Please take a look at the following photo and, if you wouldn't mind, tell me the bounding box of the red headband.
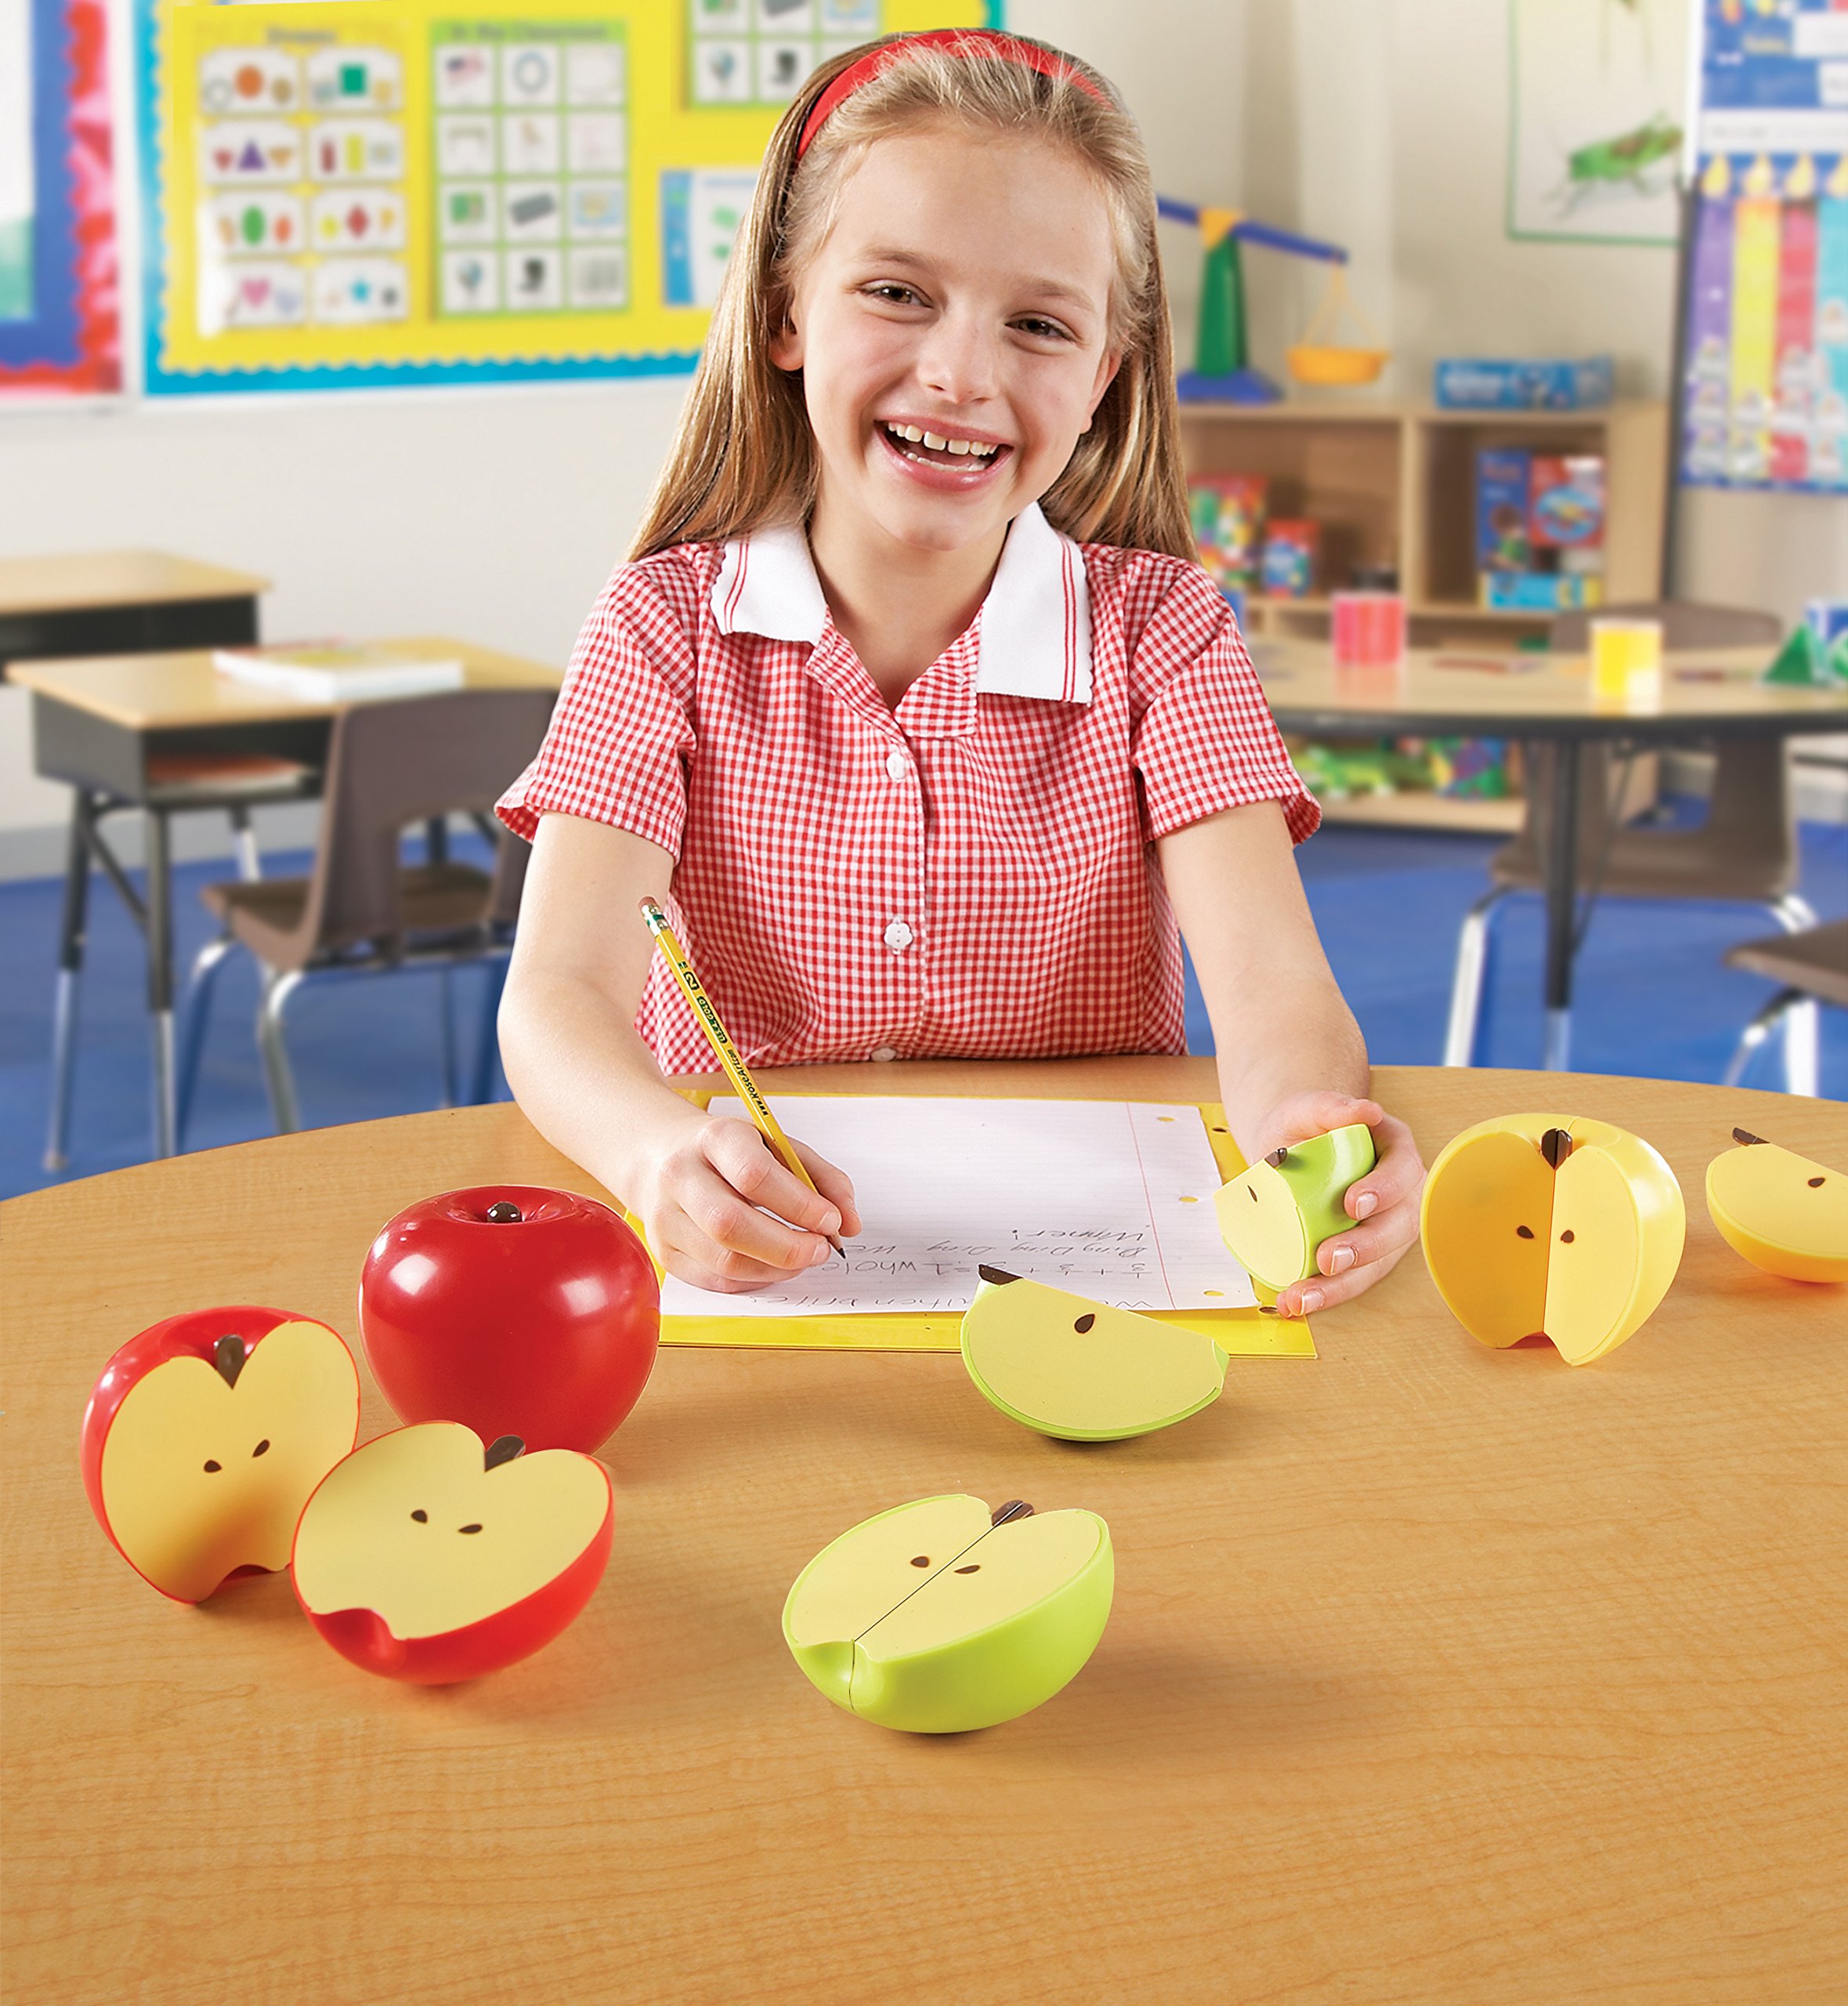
[796,30,1108,159]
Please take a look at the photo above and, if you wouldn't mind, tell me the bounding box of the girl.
[497,29,1423,1310]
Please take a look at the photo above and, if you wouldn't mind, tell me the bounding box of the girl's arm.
[1156,799,1425,1317]
[497,811,860,1292]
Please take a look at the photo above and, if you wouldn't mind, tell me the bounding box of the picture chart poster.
[0,0,121,392]
[137,0,998,396]
[1681,0,1848,494]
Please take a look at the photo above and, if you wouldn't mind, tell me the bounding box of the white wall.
[2,0,1842,874]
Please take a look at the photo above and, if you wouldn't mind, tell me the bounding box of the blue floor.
[2,806,1843,1200]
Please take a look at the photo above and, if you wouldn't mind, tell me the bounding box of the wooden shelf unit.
[1178,397,1669,831]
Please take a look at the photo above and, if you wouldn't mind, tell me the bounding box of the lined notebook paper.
[657,1096,1253,1317]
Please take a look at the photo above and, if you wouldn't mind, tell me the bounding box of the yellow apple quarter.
[1705,1129,1848,1284]
[1420,1114,1684,1365]
[960,1266,1228,1440]
[783,1494,1113,1734]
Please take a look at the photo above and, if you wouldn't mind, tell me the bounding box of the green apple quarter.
[782,1494,1113,1734]
[1215,1121,1377,1291]
[960,1266,1228,1440]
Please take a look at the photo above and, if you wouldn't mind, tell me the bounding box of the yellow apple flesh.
[1706,1135,1848,1284]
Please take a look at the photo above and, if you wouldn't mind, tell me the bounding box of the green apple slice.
[783,1494,1113,1734]
[1216,1123,1377,1291]
[960,1268,1228,1440]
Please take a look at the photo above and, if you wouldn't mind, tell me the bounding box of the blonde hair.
[629,34,1195,563]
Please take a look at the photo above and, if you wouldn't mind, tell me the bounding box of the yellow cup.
[1589,617,1663,704]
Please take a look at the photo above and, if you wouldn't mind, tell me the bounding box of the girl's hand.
[631,1115,863,1294]
[1246,1091,1425,1318]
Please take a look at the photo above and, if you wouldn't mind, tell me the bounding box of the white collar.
[711,502,1093,704]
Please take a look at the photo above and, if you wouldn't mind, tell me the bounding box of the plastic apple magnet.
[359,1186,659,1452]
[1706,1128,1848,1284]
[1214,1122,1376,1292]
[292,1422,613,1684]
[960,1266,1228,1440]
[783,1494,1112,1733]
[81,1306,360,1604]
[1421,1114,1685,1365]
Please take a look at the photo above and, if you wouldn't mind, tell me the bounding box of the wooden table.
[1253,639,1848,1070]
[5,1057,1844,2006]
[11,639,562,1166]
[0,550,267,672]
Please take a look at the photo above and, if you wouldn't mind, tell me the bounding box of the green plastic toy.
[1214,1122,1377,1292]
[782,1494,1113,1734]
[1763,625,1848,689]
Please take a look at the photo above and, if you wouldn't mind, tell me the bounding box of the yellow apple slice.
[1419,1124,1554,1347]
[1706,1131,1848,1284]
[1215,1158,1308,1290]
[1545,1128,1683,1363]
[292,1422,613,1683]
[96,1318,360,1603]
[960,1268,1228,1440]
[783,1495,1113,1733]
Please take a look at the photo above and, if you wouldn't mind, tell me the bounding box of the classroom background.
[2,0,1846,1198]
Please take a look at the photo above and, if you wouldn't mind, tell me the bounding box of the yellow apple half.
[783,1494,1113,1733]
[1706,1130,1848,1284]
[1420,1114,1685,1365]
[291,1422,613,1683]
[960,1267,1228,1440]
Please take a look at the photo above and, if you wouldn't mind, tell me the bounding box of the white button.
[884,750,910,781]
[883,919,913,953]
[870,1045,898,1063]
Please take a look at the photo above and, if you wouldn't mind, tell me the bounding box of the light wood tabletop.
[0,549,269,616]
[4,1058,1845,2006]
[1250,639,1848,740]
[9,635,564,730]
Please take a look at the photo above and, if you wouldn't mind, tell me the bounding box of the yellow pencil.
[638,898,846,1262]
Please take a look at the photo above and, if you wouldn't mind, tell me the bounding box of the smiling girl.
[497,30,1423,1306]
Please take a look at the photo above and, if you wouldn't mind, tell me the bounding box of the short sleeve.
[1124,559,1319,845]
[496,557,700,854]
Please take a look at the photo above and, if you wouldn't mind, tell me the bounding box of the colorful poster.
[686,0,880,109]
[1680,0,1848,493]
[0,0,121,391]
[1506,0,1690,246]
[138,0,995,396]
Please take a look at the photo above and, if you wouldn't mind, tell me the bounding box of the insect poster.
[1680,0,1848,494]
[136,0,995,396]
[0,0,121,392]
[1507,0,1691,245]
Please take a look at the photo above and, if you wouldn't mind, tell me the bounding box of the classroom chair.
[1443,600,1820,1086]
[1721,918,1848,1095]
[44,751,316,1172]
[174,687,552,1142]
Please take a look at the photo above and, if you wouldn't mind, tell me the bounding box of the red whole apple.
[357,1186,658,1453]
[291,1422,614,1683]
[81,1305,361,1603]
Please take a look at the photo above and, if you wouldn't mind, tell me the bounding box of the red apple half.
[291,1421,614,1684]
[358,1185,659,1453]
[81,1305,361,1604]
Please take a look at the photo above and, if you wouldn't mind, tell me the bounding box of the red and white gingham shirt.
[498,502,1317,1074]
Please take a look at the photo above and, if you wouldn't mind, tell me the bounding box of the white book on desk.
[212,646,465,704]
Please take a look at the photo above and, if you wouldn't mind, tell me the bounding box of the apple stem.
[1732,1128,1767,1148]
[1540,1128,1574,1168]
[991,1500,1034,1526]
[1268,1146,1289,1167]
[977,1265,1022,1287]
[212,1334,246,1388]
[484,1435,525,1470]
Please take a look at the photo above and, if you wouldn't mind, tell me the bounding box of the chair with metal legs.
[42,754,314,1172]
[1720,918,1848,1097]
[175,687,553,1142]
[1443,602,1817,1080]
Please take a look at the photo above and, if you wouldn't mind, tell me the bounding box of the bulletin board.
[136,0,1000,396]
[0,0,121,392]
[1678,0,1848,494]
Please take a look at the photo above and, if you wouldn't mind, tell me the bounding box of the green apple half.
[783,1494,1113,1734]
[961,1266,1228,1440]
[1215,1122,1377,1291]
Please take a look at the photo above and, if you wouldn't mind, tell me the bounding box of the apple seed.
[1074,1313,1096,1333]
